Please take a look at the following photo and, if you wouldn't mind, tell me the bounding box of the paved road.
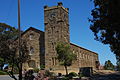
[0,75,18,80]
[0,73,37,80]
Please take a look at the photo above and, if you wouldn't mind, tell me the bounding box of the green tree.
[56,42,77,75]
[0,23,29,80]
[116,60,120,71]
[89,0,120,59]
[0,23,18,62]
[104,60,114,70]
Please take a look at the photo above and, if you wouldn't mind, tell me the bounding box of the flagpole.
[18,0,22,80]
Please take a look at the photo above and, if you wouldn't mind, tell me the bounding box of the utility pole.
[18,0,22,80]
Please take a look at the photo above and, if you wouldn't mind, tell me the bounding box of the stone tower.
[44,2,70,69]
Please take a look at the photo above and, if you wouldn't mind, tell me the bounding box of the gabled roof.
[70,43,98,55]
[16,27,98,55]
[21,27,44,35]
[15,27,44,40]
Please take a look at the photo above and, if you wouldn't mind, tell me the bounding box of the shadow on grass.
[91,71,120,80]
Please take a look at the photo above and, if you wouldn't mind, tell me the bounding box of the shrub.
[45,70,55,77]
[33,68,39,73]
[78,73,84,78]
[62,76,69,80]
[69,72,77,77]
[40,65,45,70]
[49,76,58,80]
[67,72,77,79]
[0,70,7,75]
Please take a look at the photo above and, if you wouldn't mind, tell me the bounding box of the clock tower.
[44,2,70,69]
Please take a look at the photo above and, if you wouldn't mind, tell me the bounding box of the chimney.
[58,2,63,6]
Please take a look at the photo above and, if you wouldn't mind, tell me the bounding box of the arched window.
[29,46,34,55]
[29,33,34,40]
[28,60,36,68]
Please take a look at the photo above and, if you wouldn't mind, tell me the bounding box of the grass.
[0,70,7,75]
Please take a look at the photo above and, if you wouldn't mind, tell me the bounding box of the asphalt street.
[0,73,37,80]
[0,75,18,80]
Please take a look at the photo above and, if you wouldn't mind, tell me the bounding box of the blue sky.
[0,0,117,65]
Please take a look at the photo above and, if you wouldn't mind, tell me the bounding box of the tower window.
[41,48,45,53]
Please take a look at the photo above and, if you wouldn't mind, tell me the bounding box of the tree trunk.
[64,65,68,75]
[18,63,22,80]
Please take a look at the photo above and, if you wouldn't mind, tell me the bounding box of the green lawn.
[0,70,7,75]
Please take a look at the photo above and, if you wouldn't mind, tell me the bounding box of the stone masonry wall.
[21,28,44,70]
[70,43,99,70]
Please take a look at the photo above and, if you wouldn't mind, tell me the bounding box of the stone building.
[21,28,45,69]
[21,2,99,72]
